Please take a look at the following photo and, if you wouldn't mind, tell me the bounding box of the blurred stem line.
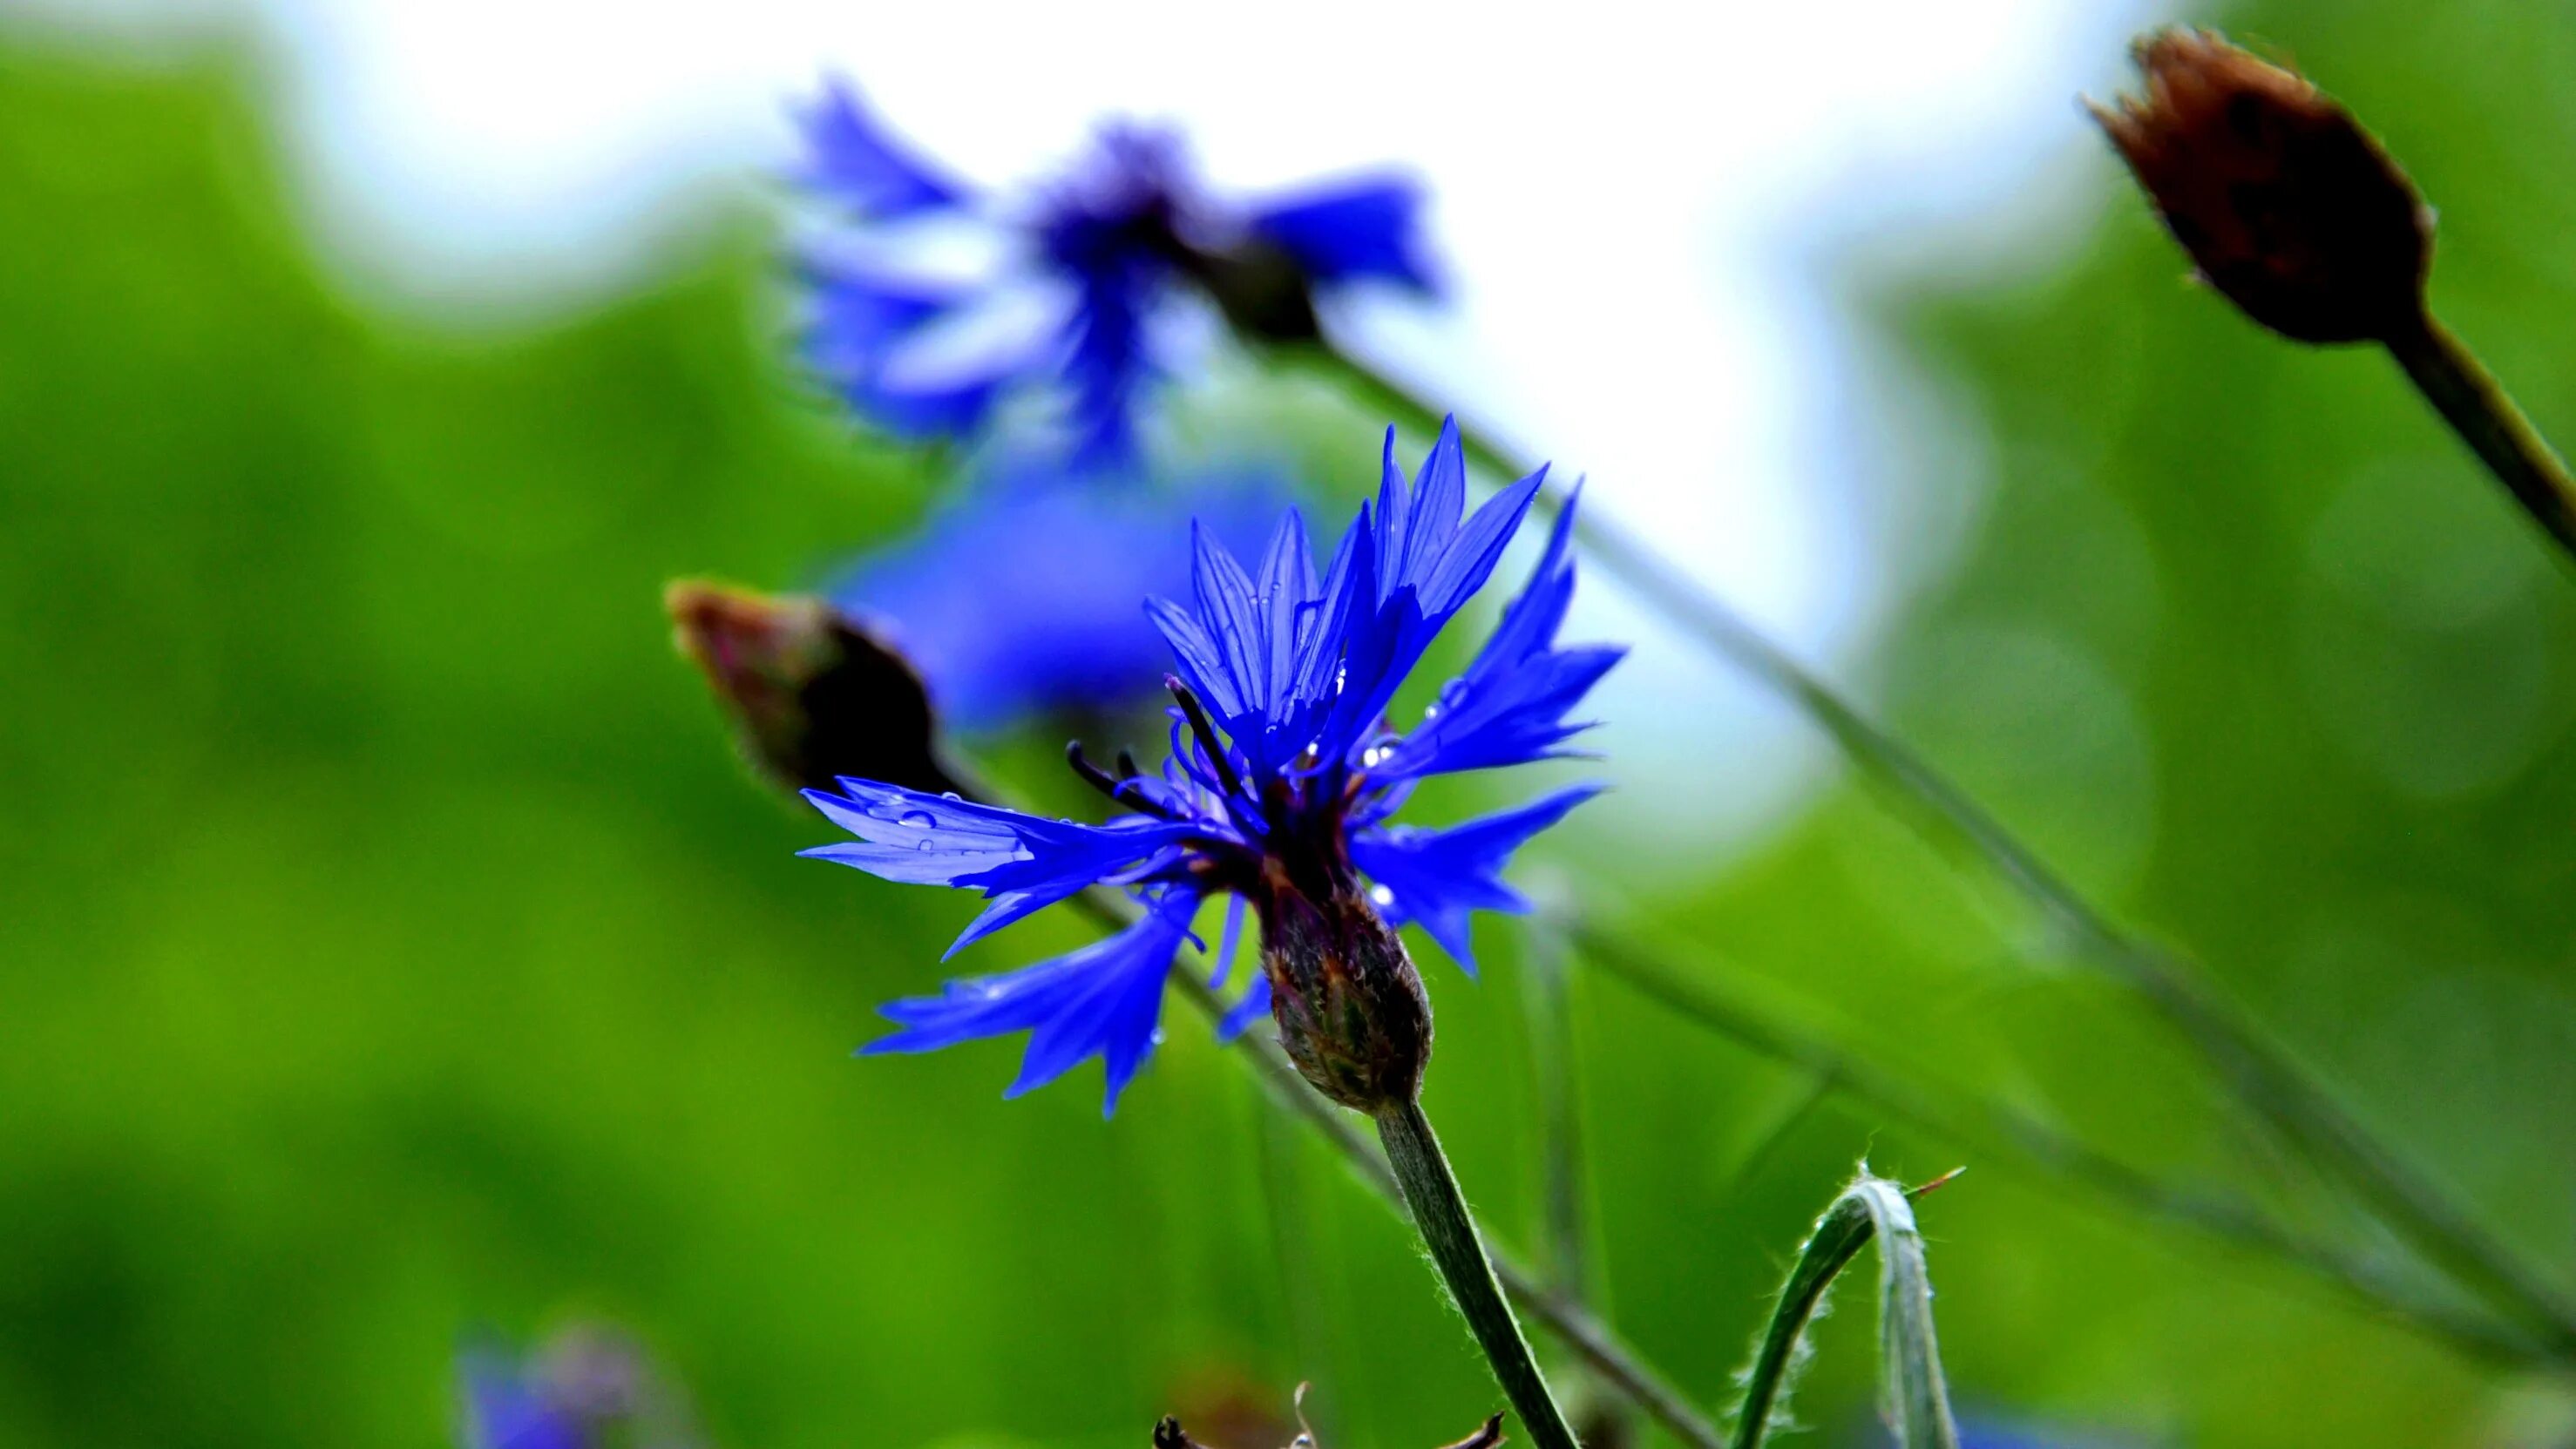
[1254,1092,1334,1395]
[1296,341,2576,1361]
[1056,886,1729,1449]
[1521,917,1593,1303]
[1521,917,1634,1449]
[2386,312,2576,565]
[1564,914,2545,1367]
[1375,1097,1583,1449]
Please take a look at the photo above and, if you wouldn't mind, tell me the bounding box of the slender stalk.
[1732,1175,1961,1449]
[1254,1096,1335,1391]
[1520,917,1632,1449]
[1059,890,1728,1449]
[1519,917,1593,1302]
[2386,312,2576,565]
[1293,340,2576,1359]
[1375,1098,1583,1449]
[1566,914,2544,1366]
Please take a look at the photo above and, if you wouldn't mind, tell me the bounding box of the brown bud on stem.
[2090,28,2430,344]
[665,580,965,798]
[1256,873,1432,1114]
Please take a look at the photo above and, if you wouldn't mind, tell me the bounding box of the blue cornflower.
[790,77,1438,465]
[803,421,1622,1112]
[830,458,1287,732]
[458,1331,688,1449]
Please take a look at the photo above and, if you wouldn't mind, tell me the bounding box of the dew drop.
[898,809,937,829]
[1369,885,1395,908]
[940,790,962,801]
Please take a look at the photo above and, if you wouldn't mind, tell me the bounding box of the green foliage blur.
[3,3,2575,1446]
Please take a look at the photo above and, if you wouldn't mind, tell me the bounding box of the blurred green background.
[6,3,2576,1446]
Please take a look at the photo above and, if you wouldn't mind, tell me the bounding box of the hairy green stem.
[2386,312,2576,565]
[1376,1098,1583,1449]
[1058,890,1726,1449]
[1295,341,2576,1360]
[1731,1175,1960,1449]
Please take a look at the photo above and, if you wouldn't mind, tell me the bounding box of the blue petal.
[459,1354,584,1449]
[1216,970,1272,1043]
[836,462,1288,731]
[1376,484,1624,782]
[863,897,1197,1114]
[830,363,1019,443]
[1058,266,1160,467]
[1248,177,1437,292]
[1319,421,1548,765]
[792,77,966,220]
[799,256,963,378]
[1349,784,1603,974]
[801,779,1196,956]
[1210,894,1247,990]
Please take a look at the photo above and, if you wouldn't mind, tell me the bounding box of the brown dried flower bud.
[1256,871,1433,1114]
[666,580,965,798]
[2090,28,2430,344]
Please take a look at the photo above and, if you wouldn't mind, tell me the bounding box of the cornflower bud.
[1253,858,1434,1114]
[666,580,963,798]
[2090,28,2430,344]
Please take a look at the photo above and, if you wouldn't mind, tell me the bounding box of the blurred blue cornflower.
[459,1329,693,1449]
[790,77,1438,465]
[830,457,1287,733]
[803,421,1622,1111]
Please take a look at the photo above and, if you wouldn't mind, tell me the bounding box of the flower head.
[803,421,1619,1112]
[790,78,1438,465]
[459,1328,695,1449]
[829,458,1288,732]
[2090,29,2430,344]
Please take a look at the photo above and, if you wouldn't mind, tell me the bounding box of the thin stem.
[1566,915,2544,1366]
[1375,1098,1583,1449]
[1253,1093,1336,1395]
[1062,890,1728,1449]
[2386,312,2576,565]
[1520,918,1591,1302]
[1520,918,1634,1449]
[1294,340,2576,1360]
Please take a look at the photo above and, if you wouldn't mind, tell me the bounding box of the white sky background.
[10,0,2159,870]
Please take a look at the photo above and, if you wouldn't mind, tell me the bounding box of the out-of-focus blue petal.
[830,364,1020,444]
[459,1354,585,1449]
[1249,176,1436,291]
[834,464,1288,731]
[1216,970,1272,1043]
[864,896,1197,1114]
[1058,261,1160,467]
[1376,485,1624,782]
[798,256,963,379]
[1349,785,1603,974]
[1210,894,1247,990]
[800,777,1196,957]
[792,77,966,220]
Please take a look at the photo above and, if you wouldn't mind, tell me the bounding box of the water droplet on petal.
[940,790,962,801]
[898,809,937,829]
